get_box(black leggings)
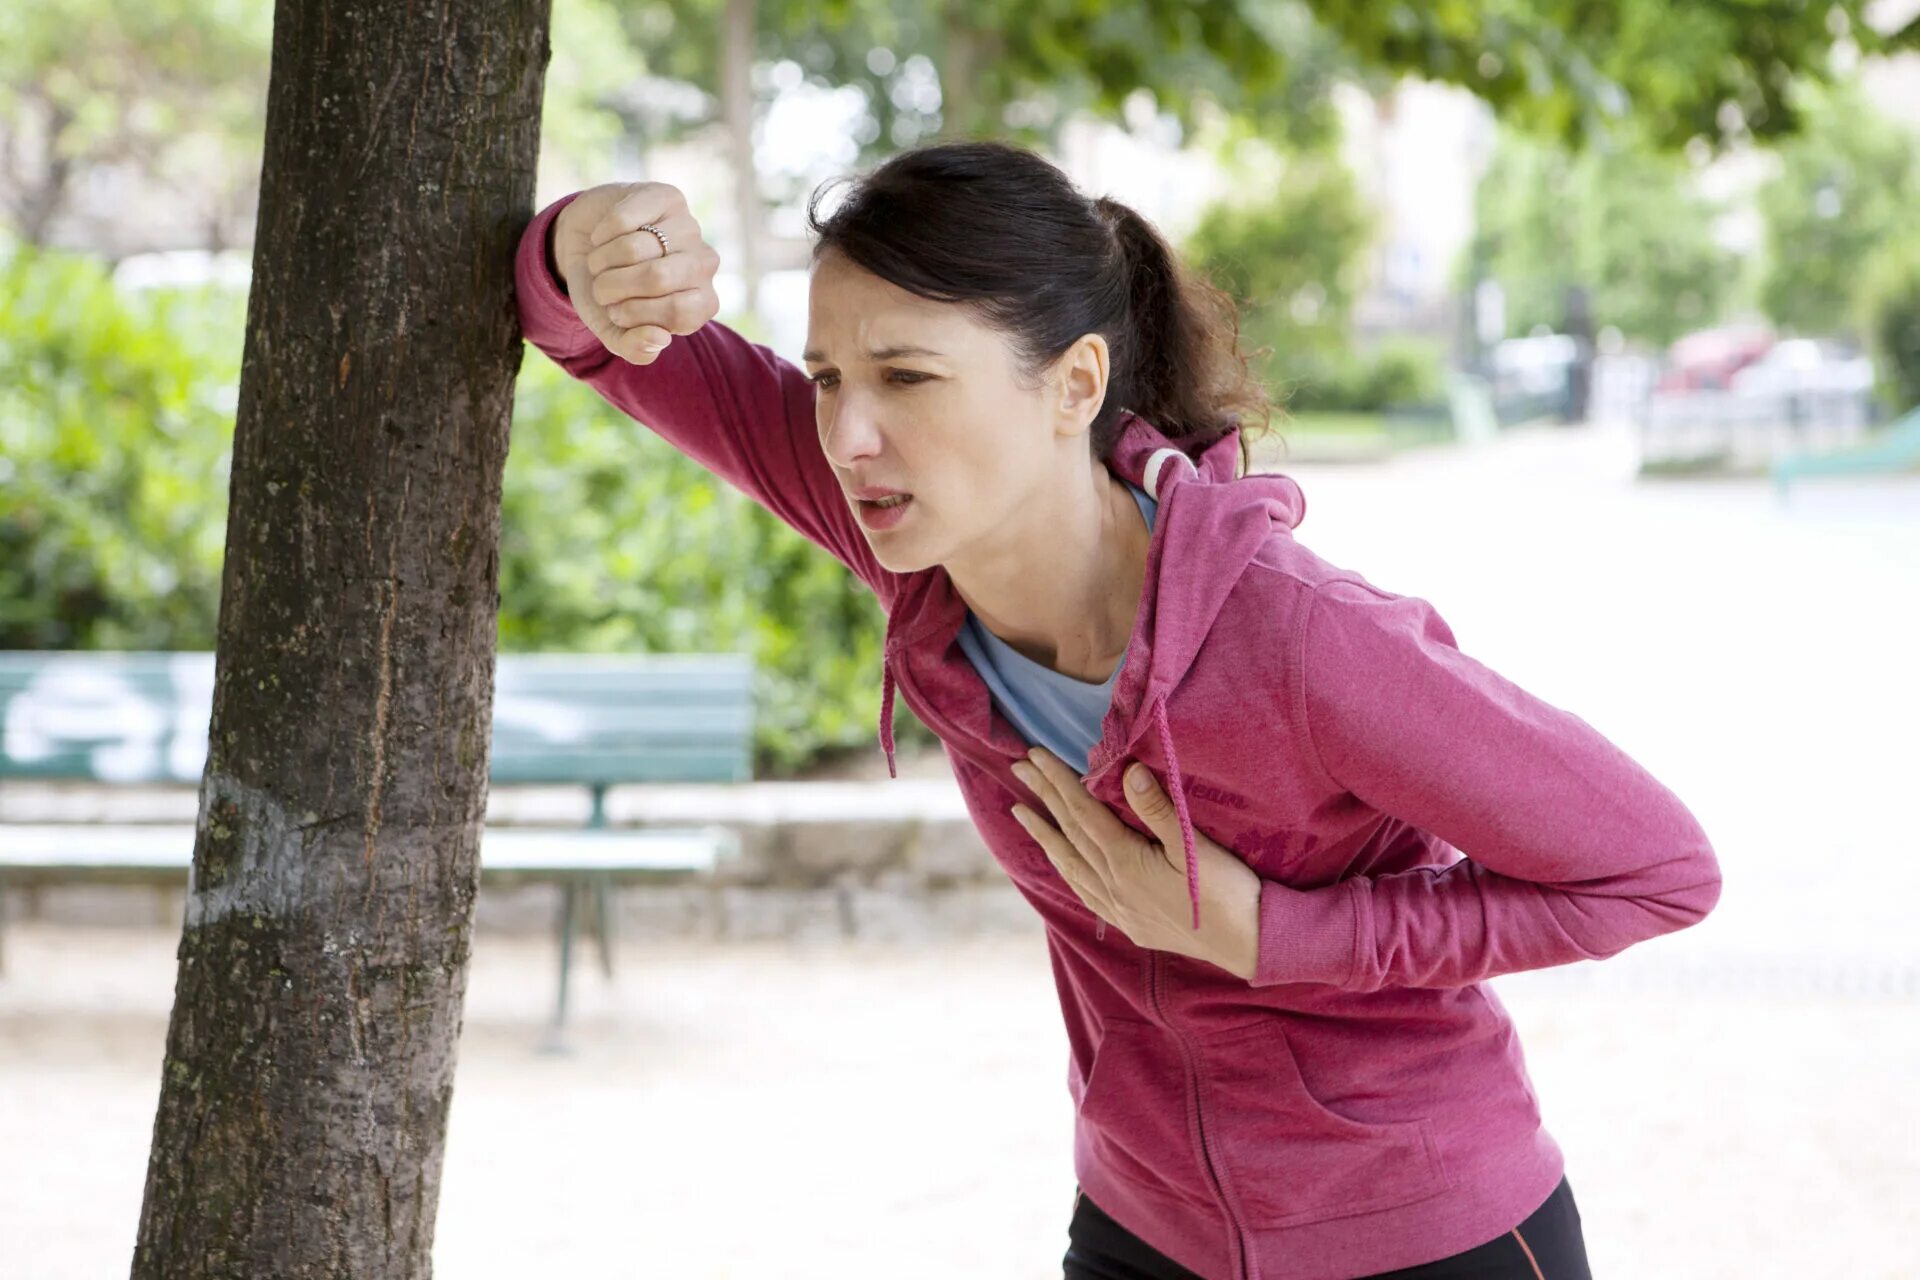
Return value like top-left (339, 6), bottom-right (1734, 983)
top-left (1063, 1174), bottom-right (1591, 1280)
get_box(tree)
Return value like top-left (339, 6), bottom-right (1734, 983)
top-left (1859, 236), bottom-right (1920, 412)
top-left (129, 0), bottom-right (545, 1272)
top-left (1466, 126), bottom-right (1737, 346)
top-left (1182, 132), bottom-right (1375, 397)
top-left (0, 0), bottom-right (638, 256)
top-left (1757, 77), bottom-right (1920, 337)
top-left (1305, 0), bottom-right (1920, 150)
top-left (0, 0), bottom-right (271, 254)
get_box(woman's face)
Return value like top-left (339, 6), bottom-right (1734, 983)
top-left (803, 248), bottom-right (1104, 576)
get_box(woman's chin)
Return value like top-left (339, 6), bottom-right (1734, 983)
top-left (867, 531), bottom-right (941, 575)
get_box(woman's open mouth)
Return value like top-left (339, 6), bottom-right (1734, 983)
top-left (856, 494), bottom-right (913, 530)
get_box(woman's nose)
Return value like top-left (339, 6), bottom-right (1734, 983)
top-left (821, 398), bottom-right (883, 466)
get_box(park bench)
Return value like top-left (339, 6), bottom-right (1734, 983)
top-left (1771, 402), bottom-right (1920, 498)
top-left (0, 650), bottom-right (752, 1051)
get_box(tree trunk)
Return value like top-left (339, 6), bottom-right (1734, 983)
top-left (721, 0), bottom-right (762, 317)
top-left (130, 0), bottom-right (550, 1275)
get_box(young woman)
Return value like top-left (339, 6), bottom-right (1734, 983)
top-left (516, 139), bottom-right (1721, 1280)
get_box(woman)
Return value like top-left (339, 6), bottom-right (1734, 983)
top-left (516, 140), bottom-right (1721, 1280)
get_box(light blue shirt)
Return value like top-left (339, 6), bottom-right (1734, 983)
top-left (955, 481), bottom-right (1159, 774)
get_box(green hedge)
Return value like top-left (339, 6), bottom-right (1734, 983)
top-left (1860, 238), bottom-right (1920, 417)
top-left (0, 241), bottom-right (933, 776)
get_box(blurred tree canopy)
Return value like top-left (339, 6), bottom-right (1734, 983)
top-left (624, 0), bottom-right (1920, 156)
top-left (1303, 0), bottom-right (1917, 150)
top-left (1859, 238), bottom-right (1920, 413)
top-left (1756, 77), bottom-right (1920, 338)
top-left (0, 0), bottom-right (649, 252)
top-left (1181, 130), bottom-right (1376, 402)
top-left (1465, 125), bottom-right (1738, 346)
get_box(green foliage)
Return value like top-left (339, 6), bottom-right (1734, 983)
top-left (1182, 145), bottom-right (1375, 403)
top-left (1756, 79), bottom-right (1920, 337)
top-left (0, 0), bottom-right (274, 246)
top-left (1284, 338), bottom-right (1447, 414)
top-left (1859, 238), bottom-right (1920, 415)
top-left (0, 240), bottom-right (928, 775)
top-left (625, 0), bottom-right (1339, 163)
top-left (1305, 0), bottom-right (1920, 151)
top-left (503, 351), bottom-right (928, 774)
top-left (0, 242), bottom-right (238, 649)
top-left (1180, 140), bottom-right (1446, 415)
top-left (1467, 127), bottom-right (1736, 345)
top-left (621, 0), bottom-right (1917, 163)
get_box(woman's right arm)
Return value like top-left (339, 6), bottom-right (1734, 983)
top-left (515, 188), bottom-right (902, 607)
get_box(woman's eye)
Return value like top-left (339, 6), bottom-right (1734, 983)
top-left (808, 370), bottom-right (927, 389)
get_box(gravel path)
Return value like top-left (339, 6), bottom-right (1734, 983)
top-left (1, 925), bottom-right (1915, 1278)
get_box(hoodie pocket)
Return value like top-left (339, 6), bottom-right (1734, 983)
top-left (1074, 1017), bottom-right (1213, 1210)
top-left (1196, 1020), bottom-right (1451, 1229)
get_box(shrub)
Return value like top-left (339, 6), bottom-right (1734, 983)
top-left (1859, 238), bottom-right (1920, 416)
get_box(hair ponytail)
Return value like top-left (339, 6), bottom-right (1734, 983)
top-left (808, 141), bottom-right (1274, 477)
top-left (1093, 197), bottom-right (1272, 474)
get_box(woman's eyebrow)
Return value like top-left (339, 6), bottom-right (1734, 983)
top-left (802, 343), bottom-right (947, 364)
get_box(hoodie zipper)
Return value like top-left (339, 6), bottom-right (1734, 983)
top-left (1147, 950), bottom-right (1253, 1279)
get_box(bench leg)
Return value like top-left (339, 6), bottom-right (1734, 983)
top-left (536, 881), bottom-right (580, 1056)
top-left (592, 876), bottom-right (616, 981)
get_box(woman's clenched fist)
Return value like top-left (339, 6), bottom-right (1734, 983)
top-left (550, 181), bottom-right (722, 366)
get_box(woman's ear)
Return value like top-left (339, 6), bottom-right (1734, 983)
top-left (1053, 333), bottom-right (1110, 439)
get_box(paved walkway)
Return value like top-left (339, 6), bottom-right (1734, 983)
top-left (1, 923), bottom-right (1914, 1278)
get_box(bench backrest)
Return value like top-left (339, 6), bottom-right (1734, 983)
top-left (0, 651), bottom-right (754, 788)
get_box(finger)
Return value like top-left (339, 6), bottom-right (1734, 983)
top-left (587, 184), bottom-right (686, 250)
top-left (1014, 759), bottom-right (1107, 883)
top-left (1026, 749), bottom-right (1148, 878)
top-left (578, 306), bottom-right (670, 364)
top-left (605, 285), bottom-right (718, 337)
top-left (584, 210), bottom-right (702, 276)
top-left (1014, 805), bottom-right (1114, 923)
top-left (589, 241), bottom-right (717, 310)
top-left (1121, 763), bottom-right (1184, 871)
top-left (609, 325), bottom-right (675, 363)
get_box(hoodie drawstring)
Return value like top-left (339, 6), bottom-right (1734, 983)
top-left (1152, 695), bottom-right (1202, 932)
top-left (878, 651), bottom-right (899, 780)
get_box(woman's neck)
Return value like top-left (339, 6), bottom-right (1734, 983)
top-left (949, 462), bottom-right (1150, 682)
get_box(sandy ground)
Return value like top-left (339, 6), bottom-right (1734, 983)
top-left (4, 419), bottom-right (1919, 1278)
top-left (0, 924), bottom-right (1915, 1279)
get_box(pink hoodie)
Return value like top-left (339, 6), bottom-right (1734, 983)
top-left (517, 192), bottom-right (1723, 1279)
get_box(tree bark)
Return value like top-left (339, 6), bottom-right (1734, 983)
top-left (130, 0), bottom-right (550, 1275)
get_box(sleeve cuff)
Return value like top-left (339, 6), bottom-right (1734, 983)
top-left (514, 191), bottom-right (599, 360)
top-left (1251, 877), bottom-right (1361, 987)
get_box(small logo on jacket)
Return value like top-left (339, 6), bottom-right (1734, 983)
top-left (1187, 779), bottom-right (1250, 810)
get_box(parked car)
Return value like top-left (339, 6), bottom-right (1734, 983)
top-left (1727, 338), bottom-right (1875, 397)
top-left (1655, 325), bottom-right (1775, 392)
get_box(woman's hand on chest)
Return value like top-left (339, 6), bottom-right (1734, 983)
top-left (1010, 746), bottom-right (1261, 981)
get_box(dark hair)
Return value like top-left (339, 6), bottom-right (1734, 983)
top-left (805, 139), bottom-right (1274, 476)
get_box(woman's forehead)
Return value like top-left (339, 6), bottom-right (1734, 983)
top-left (806, 268), bottom-right (987, 360)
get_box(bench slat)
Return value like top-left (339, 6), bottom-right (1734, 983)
top-left (0, 651), bottom-right (754, 785)
top-left (0, 823), bottom-right (732, 876)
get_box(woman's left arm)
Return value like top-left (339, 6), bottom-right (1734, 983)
top-left (1255, 577), bottom-right (1724, 992)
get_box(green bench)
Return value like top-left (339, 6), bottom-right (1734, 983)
top-left (1771, 402), bottom-right (1920, 499)
top-left (0, 650), bottom-right (752, 1051)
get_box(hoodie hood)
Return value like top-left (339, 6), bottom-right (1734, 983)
top-left (876, 410), bottom-right (1307, 932)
